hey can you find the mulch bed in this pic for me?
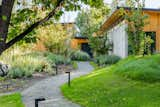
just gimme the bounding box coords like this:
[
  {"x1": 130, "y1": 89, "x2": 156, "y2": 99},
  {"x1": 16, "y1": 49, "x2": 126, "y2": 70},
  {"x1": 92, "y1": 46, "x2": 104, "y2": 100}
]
[{"x1": 0, "y1": 65, "x2": 74, "y2": 94}]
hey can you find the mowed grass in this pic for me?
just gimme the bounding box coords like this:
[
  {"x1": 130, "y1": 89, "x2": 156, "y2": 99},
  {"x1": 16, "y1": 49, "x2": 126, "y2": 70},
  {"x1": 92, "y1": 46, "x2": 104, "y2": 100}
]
[
  {"x1": 0, "y1": 93, "x2": 24, "y2": 107},
  {"x1": 61, "y1": 55, "x2": 160, "y2": 107}
]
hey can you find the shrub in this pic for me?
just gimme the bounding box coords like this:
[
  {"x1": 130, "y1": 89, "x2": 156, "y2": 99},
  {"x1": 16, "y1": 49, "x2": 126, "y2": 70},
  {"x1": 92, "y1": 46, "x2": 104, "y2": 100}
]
[
  {"x1": 46, "y1": 52, "x2": 71, "y2": 65},
  {"x1": 95, "y1": 55, "x2": 121, "y2": 66},
  {"x1": 113, "y1": 55, "x2": 160, "y2": 82},
  {"x1": 0, "y1": 77, "x2": 5, "y2": 82},
  {"x1": 71, "y1": 50, "x2": 90, "y2": 61},
  {"x1": 36, "y1": 24, "x2": 70, "y2": 55}
]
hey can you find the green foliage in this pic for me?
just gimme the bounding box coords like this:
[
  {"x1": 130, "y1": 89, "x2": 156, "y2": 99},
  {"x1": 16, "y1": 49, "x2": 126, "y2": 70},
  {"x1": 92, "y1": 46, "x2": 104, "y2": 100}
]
[
  {"x1": 0, "y1": 77, "x2": 5, "y2": 82},
  {"x1": 113, "y1": 55, "x2": 160, "y2": 82},
  {"x1": 0, "y1": 48, "x2": 54, "y2": 78},
  {"x1": 123, "y1": 0, "x2": 149, "y2": 55},
  {"x1": 7, "y1": 54, "x2": 52, "y2": 78},
  {"x1": 89, "y1": 61, "x2": 99, "y2": 70},
  {"x1": 76, "y1": 5, "x2": 110, "y2": 37},
  {"x1": 2, "y1": 15, "x2": 7, "y2": 21},
  {"x1": 143, "y1": 36, "x2": 154, "y2": 55},
  {"x1": 6, "y1": 0, "x2": 104, "y2": 49},
  {"x1": 46, "y1": 52, "x2": 71, "y2": 65},
  {"x1": 72, "y1": 61, "x2": 78, "y2": 69},
  {"x1": 36, "y1": 24, "x2": 71, "y2": 55},
  {"x1": 61, "y1": 67, "x2": 160, "y2": 107},
  {"x1": 71, "y1": 50, "x2": 90, "y2": 61},
  {"x1": 75, "y1": 5, "x2": 110, "y2": 56},
  {"x1": 9, "y1": 8, "x2": 38, "y2": 44},
  {"x1": 0, "y1": 93, "x2": 24, "y2": 107},
  {"x1": 89, "y1": 35, "x2": 111, "y2": 56},
  {"x1": 94, "y1": 55, "x2": 121, "y2": 66}
]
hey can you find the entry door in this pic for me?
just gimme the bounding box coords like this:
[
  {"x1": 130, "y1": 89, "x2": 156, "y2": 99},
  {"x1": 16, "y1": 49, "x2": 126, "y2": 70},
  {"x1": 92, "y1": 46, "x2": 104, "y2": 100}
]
[{"x1": 81, "y1": 43, "x2": 92, "y2": 57}]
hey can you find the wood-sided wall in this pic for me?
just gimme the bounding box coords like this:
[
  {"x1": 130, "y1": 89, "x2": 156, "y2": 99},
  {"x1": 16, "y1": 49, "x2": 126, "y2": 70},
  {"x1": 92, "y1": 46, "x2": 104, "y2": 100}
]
[
  {"x1": 71, "y1": 38, "x2": 88, "y2": 49},
  {"x1": 143, "y1": 11, "x2": 160, "y2": 51}
]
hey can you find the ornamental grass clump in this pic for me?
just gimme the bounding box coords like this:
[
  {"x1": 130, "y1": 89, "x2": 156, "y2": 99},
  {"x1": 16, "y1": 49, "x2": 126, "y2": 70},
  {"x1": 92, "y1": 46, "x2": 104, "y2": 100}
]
[{"x1": 7, "y1": 55, "x2": 53, "y2": 78}]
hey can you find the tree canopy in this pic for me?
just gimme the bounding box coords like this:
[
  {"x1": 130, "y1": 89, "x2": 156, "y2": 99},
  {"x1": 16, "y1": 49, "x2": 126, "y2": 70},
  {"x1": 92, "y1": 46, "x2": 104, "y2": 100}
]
[
  {"x1": 0, "y1": 0, "x2": 104, "y2": 54},
  {"x1": 75, "y1": 5, "x2": 110, "y2": 56}
]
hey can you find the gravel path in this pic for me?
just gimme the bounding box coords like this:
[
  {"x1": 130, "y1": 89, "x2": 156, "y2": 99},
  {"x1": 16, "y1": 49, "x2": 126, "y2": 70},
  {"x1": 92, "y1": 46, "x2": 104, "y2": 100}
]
[{"x1": 21, "y1": 62, "x2": 93, "y2": 107}]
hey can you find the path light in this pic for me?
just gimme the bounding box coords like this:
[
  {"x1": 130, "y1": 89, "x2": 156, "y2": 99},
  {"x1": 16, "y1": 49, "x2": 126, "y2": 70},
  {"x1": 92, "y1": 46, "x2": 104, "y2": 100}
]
[
  {"x1": 35, "y1": 98, "x2": 45, "y2": 107},
  {"x1": 53, "y1": 64, "x2": 58, "y2": 75},
  {"x1": 65, "y1": 71, "x2": 71, "y2": 87}
]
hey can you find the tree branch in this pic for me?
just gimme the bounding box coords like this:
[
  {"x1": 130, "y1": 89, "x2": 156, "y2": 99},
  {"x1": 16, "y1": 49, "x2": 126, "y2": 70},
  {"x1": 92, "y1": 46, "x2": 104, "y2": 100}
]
[{"x1": 5, "y1": 0, "x2": 64, "y2": 51}]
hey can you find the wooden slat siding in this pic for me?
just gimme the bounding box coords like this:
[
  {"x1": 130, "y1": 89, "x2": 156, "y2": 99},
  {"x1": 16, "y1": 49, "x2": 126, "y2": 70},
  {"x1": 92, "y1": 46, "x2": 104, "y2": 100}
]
[
  {"x1": 71, "y1": 39, "x2": 88, "y2": 49},
  {"x1": 156, "y1": 13, "x2": 160, "y2": 52},
  {"x1": 143, "y1": 12, "x2": 158, "y2": 31},
  {"x1": 143, "y1": 11, "x2": 160, "y2": 51}
]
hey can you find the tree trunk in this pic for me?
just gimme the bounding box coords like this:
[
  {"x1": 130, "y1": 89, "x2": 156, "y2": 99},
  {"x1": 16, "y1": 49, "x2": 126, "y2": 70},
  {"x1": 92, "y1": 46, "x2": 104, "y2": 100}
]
[{"x1": 0, "y1": 0, "x2": 15, "y2": 54}]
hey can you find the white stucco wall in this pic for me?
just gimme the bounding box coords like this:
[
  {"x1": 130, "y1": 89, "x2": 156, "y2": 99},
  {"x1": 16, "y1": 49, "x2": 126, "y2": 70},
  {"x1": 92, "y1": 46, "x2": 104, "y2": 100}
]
[{"x1": 108, "y1": 21, "x2": 128, "y2": 58}]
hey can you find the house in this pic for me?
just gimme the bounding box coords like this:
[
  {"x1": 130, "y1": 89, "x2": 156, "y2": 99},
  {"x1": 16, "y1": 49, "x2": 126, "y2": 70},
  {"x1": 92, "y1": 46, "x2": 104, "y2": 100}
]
[
  {"x1": 97, "y1": 7, "x2": 160, "y2": 58},
  {"x1": 71, "y1": 33, "x2": 92, "y2": 57},
  {"x1": 58, "y1": 22, "x2": 92, "y2": 56}
]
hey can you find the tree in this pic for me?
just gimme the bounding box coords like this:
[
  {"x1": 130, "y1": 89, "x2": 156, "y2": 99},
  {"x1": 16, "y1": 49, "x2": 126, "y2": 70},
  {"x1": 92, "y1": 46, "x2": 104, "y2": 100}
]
[
  {"x1": 35, "y1": 24, "x2": 71, "y2": 55},
  {"x1": 75, "y1": 5, "x2": 110, "y2": 56},
  {"x1": 123, "y1": 0, "x2": 148, "y2": 55},
  {"x1": 0, "y1": 0, "x2": 104, "y2": 55}
]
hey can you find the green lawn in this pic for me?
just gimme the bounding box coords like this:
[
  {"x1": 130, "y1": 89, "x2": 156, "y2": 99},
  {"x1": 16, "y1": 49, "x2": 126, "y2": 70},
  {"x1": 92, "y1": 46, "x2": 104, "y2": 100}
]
[
  {"x1": 61, "y1": 59, "x2": 160, "y2": 107},
  {"x1": 0, "y1": 93, "x2": 24, "y2": 107}
]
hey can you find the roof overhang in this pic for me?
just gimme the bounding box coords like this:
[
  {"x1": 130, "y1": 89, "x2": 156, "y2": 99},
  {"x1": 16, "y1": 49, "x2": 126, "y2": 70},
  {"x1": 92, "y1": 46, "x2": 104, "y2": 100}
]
[
  {"x1": 96, "y1": 7, "x2": 160, "y2": 35},
  {"x1": 74, "y1": 36, "x2": 88, "y2": 39}
]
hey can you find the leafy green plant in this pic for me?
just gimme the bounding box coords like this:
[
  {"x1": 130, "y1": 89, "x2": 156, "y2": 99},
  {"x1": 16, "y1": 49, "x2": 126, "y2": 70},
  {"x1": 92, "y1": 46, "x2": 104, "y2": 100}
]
[
  {"x1": 71, "y1": 50, "x2": 90, "y2": 61},
  {"x1": 36, "y1": 24, "x2": 71, "y2": 55},
  {"x1": 95, "y1": 55, "x2": 121, "y2": 66},
  {"x1": 123, "y1": 0, "x2": 149, "y2": 55},
  {"x1": 72, "y1": 61, "x2": 78, "y2": 69},
  {"x1": 75, "y1": 6, "x2": 110, "y2": 56}
]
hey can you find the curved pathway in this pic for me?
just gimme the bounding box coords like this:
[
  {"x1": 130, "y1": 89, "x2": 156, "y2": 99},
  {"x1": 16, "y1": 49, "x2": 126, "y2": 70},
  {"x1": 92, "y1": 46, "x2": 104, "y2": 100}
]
[{"x1": 21, "y1": 62, "x2": 93, "y2": 107}]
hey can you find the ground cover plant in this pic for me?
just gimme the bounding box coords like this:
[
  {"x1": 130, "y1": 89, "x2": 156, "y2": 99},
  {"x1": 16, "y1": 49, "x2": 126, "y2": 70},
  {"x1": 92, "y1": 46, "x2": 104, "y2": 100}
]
[
  {"x1": 71, "y1": 50, "x2": 90, "y2": 61},
  {"x1": 0, "y1": 50, "x2": 54, "y2": 78},
  {"x1": 45, "y1": 52, "x2": 71, "y2": 65},
  {"x1": 89, "y1": 61, "x2": 101, "y2": 70},
  {"x1": 61, "y1": 55, "x2": 160, "y2": 107},
  {"x1": 0, "y1": 93, "x2": 24, "y2": 107},
  {"x1": 0, "y1": 48, "x2": 74, "y2": 78},
  {"x1": 113, "y1": 55, "x2": 160, "y2": 82},
  {"x1": 94, "y1": 55, "x2": 121, "y2": 66},
  {"x1": 72, "y1": 61, "x2": 78, "y2": 69}
]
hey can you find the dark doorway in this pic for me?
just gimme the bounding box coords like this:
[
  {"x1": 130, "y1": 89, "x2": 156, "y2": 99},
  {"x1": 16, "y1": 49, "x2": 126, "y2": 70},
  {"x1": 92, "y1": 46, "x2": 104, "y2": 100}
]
[
  {"x1": 81, "y1": 43, "x2": 93, "y2": 57},
  {"x1": 145, "y1": 32, "x2": 156, "y2": 54}
]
